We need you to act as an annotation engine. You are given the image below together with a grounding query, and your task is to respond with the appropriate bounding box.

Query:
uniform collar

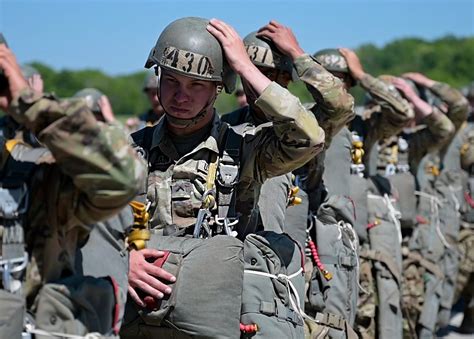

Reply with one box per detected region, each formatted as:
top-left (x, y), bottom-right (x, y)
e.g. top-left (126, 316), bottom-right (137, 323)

top-left (150, 112), bottom-right (222, 162)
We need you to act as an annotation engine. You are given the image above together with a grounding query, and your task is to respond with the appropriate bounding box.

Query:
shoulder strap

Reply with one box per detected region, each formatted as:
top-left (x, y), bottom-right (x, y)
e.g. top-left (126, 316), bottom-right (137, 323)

top-left (216, 122), bottom-right (242, 220)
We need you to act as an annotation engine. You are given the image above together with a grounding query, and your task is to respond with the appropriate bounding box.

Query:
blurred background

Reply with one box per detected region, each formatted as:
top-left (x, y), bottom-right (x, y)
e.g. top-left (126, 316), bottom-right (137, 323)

top-left (1, 0), bottom-right (472, 120)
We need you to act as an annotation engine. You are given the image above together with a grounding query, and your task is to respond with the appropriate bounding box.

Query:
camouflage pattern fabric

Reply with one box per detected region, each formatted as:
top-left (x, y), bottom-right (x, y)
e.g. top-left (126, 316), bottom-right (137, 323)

top-left (294, 54), bottom-right (354, 147)
top-left (131, 81), bottom-right (325, 237)
top-left (357, 73), bottom-right (414, 169)
top-left (1, 88), bottom-right (145, 337)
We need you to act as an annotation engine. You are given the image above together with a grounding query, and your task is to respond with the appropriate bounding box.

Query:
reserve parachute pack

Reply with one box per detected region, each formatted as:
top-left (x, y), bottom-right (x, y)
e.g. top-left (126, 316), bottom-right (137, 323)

top-left (305, 195), bottom-right (359, 339)
top-left (356, 176), bottom-right (404, 339)
top-left (240, 231), bottom-right (305, 338)
top-left (128, 123), bottom-right (308, 338)
top-left (121, 234), bottom-right (244, 339)
top-left (406, 167), bottom-right (464, 337)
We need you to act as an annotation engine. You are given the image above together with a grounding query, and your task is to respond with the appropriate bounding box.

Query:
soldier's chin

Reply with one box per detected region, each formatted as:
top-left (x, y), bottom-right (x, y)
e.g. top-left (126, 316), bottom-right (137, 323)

top-left (165, 113), bottom-right (198, 129)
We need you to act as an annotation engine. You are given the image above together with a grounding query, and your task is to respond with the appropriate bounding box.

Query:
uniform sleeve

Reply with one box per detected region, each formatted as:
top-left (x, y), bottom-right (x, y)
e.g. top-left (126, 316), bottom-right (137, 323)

top-left (429, 81), bottom-right (469, 132)
top-left (239, 82), bottom-right (325, 183)
top-left (293, 54), bottom-right (355, 146)
top-left (359, 74), bottom-right (415, 161)
top-left (360, 74), bottom-right (415, 135)
top-left (409, 107), bottom-right (455, 174)
top-left (8, 88), bottom-right (146, 225)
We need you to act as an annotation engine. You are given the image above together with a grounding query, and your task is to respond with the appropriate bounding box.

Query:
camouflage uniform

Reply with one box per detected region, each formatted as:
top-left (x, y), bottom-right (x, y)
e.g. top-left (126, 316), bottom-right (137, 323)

top-left (0, 88), bottom-right (145, 338)
top-left (132, 81), bottom-right (325, 237)
top-left (405, 81), bottom-right (468, 337)
top-left (223, 53), bottom-right (354, 241)
top-left (343, 75), bottom-right (413, 339)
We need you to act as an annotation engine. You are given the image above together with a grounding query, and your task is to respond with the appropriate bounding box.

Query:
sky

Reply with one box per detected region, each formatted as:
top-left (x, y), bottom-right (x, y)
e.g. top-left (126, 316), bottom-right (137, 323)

top-left (0, 0), bottom-right (473, 76)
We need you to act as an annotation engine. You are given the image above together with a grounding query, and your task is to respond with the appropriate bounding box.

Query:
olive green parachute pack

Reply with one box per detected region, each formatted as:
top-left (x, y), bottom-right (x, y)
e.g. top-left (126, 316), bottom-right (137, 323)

top-left (120, 231), bottom-right (306, 339)
top-left (406, 167), bottom-right (465, 337)
top-left (305, 195), bottom-right (359, 339)
top-left (353, 177), bottom-right (404, 339)
top-left (120, 235), bottom-right (245, 339)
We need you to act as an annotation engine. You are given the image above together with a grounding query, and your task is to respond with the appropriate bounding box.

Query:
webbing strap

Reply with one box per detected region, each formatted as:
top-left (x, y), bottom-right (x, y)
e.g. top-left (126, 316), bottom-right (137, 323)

top-left (216, 124), bottom-right (241, 219)
top-left (318, 254), bottom-right (357, 267)
top-left (359, 248), bottom-right (402, 286)
top-left (244, 268), bottom-right (304, 324)
top-left (314, 312), bottom-right (359, 339)
top-left (401, 247), bottom-right (444, 280)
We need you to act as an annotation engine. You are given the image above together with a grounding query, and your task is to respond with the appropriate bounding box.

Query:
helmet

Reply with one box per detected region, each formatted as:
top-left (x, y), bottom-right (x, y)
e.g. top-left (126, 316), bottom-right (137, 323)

top-left (243, 32), bottom-right (293, 74)
top-left (21, 64), bottom-right (41, 80)
top-left (144, 17), bottom-right (236, 93)
top-left (73, 88), bottom-right (103, 113)
top-left (143, 71), bottom-right (158, 91)
top-left (313, 49), bottom-right (349, 74)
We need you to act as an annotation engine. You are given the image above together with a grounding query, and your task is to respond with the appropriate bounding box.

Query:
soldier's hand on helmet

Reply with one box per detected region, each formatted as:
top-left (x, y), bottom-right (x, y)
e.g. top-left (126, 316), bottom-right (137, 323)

top-left (207, 18), bottom-right (270, 95)
top-left (256, 20), bottom-right (304, 60)
top-left (338, 48), bottom-right (365, 81)
top-left (392, 77), bottom-right (419, 100)
top-left (98, 95), bottom-right (116, 123)
top-left (28, 73), bottom-right (43, 93)
top-left (128, 248), bottom-right (176, 307)
top-left (0, 44), bottom-right (28, 111)
top-left (402, 72), bottom-right (436, 88)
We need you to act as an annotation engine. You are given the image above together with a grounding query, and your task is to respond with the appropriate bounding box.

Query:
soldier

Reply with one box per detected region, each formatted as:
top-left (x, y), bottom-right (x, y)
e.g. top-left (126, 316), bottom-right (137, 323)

top-left (222, 21), bottom-right (354, 242)
top-left (21, 64), bottom-right (43, 93)
top-left (73, 87), bottom-right (135, 331)
top-left (454, 82), bottom-right (474, 334)
top-left (403, 72), bottom-right (470, 335)
top-left (73, 87), bottom-right (116, 123)
top-left (0, 43), bottom-right (145, 338)
top-left (234, 84), bottom-right (248, 108)
top-left (314, 48), bottom-right (415, 339)
top-left (120, 17), bottom-right (325, 338)
top-left (138, 71), bottom-right (164, 126)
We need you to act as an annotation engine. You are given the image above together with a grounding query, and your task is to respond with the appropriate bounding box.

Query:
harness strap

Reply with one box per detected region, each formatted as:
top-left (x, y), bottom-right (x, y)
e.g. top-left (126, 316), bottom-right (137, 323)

top-left (401, 247), bottom-right (444, 280)
top-left (359, 248), bottom-right (402, 286)
top-left (216, 124), bottom-right (241, 220)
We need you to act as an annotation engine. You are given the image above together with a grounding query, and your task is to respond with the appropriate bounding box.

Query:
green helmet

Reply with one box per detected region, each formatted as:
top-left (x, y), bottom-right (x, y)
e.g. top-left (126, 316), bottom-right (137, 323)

top-left (313, 48), bottom-right (349, 74)
top-left (243, 32), bottom-right (293, 74)
top-left (143, 71), bottom-right (158, 91)
top-left (21, 64), bottom-right (41, 80)
top-left (73, 88), bottom-right (103, 113)
top-left (144, 17), bottom-right (236, 93)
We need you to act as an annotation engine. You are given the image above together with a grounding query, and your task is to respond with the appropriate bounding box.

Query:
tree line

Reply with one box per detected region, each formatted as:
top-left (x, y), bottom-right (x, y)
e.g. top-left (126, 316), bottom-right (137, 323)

top-left (27, 35), bottom-right (473, 117)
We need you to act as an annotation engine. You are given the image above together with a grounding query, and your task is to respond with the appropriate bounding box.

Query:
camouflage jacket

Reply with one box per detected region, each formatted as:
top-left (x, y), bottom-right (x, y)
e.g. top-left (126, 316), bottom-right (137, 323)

top-left (1, 88), bottom-right (145, 300)
top-left (431, 81), bottom-right (470, 167)
top-left (369, 107), bottom-right (454, 177)
top-left (356, 74), bottom-right (415, 172)
top-left (222, 54), bottom-right (354, 229)
top-left (409, 81), bottom-right (468, 179)
top-left (293, 54), bottom-right (355, 147)
top-left (131, 82), bottom-right (325, 238)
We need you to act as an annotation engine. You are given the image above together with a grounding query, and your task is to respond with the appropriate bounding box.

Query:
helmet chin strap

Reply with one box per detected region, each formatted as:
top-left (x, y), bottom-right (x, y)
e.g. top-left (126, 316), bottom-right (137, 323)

top-left (158, 78), bottom-right (221, 128)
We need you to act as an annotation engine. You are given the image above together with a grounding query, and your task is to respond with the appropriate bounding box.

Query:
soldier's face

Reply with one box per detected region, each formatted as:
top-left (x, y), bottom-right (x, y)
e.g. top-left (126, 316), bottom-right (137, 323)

top-left (145, 88), bottom-right (164, 116)
top-left (160, 69), bottom-right (216, 119)
top-left (332, 72), bottom-right (352, 91)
